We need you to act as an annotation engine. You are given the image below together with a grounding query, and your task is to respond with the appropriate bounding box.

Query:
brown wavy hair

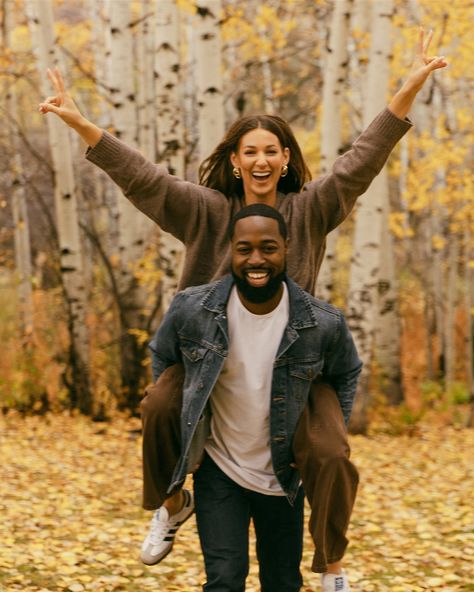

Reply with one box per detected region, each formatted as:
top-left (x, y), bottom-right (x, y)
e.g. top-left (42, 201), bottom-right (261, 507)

top-left (198, 114), bottom-right (312, 197)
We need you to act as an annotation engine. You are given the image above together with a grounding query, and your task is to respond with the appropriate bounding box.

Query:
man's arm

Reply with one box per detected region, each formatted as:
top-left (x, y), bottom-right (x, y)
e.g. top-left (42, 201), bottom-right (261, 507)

top-left (321, 314), bottom-right (362, 424)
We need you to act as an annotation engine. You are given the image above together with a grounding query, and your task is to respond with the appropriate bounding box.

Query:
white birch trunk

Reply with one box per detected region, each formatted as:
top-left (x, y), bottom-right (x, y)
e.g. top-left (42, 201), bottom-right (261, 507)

top-left (26, 0), bottom-right (91, 412)
top-left (85, 0), bottom-right (119, 259)
top-left (183, 14), bottom-right (200, 181)
top-left (194, 0), bottom-right (225, 160)
top-left (106, 0), bottom-right (156, 406)
top-left (258, 21), bottom-right (274, 114)
top-left (5, 6), bottom-right (34, 337)
top-left (347, 0), bottom-right (394, 433)
top-left (316, 0), bottom-right (351, 301)
top-left (155, 0), bottom-right (185, 310)
top-left (465, 224), bottom-right (474, 427)
top-left (108, 0), bottom-right (150, 277)
top-left (376, 188), bottom-right (403, 404)
top-left (137, 0), bottom-right (157, 161)
top-left (444, 237), bottom-right (459, 393)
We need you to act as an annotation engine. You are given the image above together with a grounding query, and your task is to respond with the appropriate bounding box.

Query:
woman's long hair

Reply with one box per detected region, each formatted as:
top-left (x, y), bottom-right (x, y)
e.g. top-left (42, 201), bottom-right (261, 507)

top-left (198, 114), bottom-right (312, 197)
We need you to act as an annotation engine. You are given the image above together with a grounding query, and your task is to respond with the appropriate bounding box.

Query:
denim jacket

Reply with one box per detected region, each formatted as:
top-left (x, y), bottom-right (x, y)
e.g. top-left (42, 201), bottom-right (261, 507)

top-left (149, 275), bottom-right (362, 503)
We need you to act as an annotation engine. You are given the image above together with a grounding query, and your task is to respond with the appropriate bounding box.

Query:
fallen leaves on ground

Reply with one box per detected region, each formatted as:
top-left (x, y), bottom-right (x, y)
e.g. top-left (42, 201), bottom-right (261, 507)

top-left (0, 413), bottom-right (472, 591)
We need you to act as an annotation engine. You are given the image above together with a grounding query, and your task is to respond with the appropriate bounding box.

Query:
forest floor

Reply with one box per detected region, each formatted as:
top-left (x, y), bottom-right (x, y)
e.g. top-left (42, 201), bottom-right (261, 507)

top-left (0, 413), bottom-right (473, 592)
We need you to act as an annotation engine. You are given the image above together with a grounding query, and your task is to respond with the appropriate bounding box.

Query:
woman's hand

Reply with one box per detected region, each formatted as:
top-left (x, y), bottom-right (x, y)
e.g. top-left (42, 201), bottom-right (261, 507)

top-left (39, 68), bottom-right (84, 126)
top-left (402, 28), bottom-right (448, 93)
top-left (388, 28), bottom-right (448, 119)
top-left (39, 68), bottom-right (103, 147)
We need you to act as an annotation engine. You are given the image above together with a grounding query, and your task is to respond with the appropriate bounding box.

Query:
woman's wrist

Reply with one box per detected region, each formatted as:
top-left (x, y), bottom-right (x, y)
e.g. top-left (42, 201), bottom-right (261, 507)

top-left (72, 117), bottom-right (103, 148)
top-left (388, 86), bottom-right (418, 119)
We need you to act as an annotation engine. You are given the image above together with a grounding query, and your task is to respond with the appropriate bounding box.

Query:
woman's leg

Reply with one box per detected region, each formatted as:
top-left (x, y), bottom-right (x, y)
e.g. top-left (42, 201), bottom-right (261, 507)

top-left (140, 363), bottom-right (185, 510)
top-left (292, 381), bottom-right (359, 573)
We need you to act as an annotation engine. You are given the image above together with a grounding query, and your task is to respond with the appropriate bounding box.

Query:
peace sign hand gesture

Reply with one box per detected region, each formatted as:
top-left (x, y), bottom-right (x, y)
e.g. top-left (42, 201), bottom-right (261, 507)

top-left (388, 27), bottom-right (448, 119)
top-left (38, 68), bottom-right (102, 147)
top-left (39, 68), bottom-right (84, 126)
top-left (404, 28), bottom-right (448, 93)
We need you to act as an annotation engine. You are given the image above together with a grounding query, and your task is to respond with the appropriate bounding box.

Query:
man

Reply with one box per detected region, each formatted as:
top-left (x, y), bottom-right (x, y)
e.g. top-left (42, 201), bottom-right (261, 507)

top-left (145, 204), bottom-right (362, 591)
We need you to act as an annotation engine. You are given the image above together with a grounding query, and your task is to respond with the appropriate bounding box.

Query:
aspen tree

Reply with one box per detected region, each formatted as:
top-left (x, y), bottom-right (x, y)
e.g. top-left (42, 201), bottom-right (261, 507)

top-left (5, 7), bottom-right (34, 338)
top-left (107, 0), bottom-right (155, 406)
top-left (445, 236), bottom-right (459, 393)
top-left (194, 0), bottom-right (225, 160)
top-left (347, 0), bottom-right (395, 433)
top-left (466, 223), bottom-right (474, 427)
top-left (155, 0), bottom-right (185, 310)
top-left (137, 0), bottom-right (156, 161)
top-left (85, 0), bottom-right (119, 258)
top-left (316, 0), bottom-right (351, 301)
top-left (25, 0), bottom-right (91, 413)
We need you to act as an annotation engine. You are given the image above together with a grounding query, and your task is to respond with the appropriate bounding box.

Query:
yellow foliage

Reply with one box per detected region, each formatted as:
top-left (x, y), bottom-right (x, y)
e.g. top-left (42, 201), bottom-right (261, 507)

top-left (222, 3), bottom-right (296, 61)
top-left (127, 327), bottom-right (149, 347)
top-left (432, 234), bottom-right (446, 251)
top-left (389, 212), bottom-right (414, 239)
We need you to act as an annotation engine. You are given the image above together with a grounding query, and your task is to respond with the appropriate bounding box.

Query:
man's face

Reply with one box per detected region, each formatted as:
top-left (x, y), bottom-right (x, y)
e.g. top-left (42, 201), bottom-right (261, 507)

top-left (231, 215), bottom-right (287, 303)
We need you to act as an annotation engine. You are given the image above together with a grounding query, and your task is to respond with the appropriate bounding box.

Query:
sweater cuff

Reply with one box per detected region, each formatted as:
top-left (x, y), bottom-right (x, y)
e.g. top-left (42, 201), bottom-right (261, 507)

top-left (369, 107), bottom-right (413, 138)
top-left (85, 130), bottom-right (131, 166)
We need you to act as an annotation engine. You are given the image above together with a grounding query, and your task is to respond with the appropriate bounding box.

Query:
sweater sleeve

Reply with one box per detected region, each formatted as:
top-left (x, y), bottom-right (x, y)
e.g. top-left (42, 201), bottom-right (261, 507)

top-left (85, 131), bottom-right (223, 244)
top-left (305, 107), bottom-right (412, 233)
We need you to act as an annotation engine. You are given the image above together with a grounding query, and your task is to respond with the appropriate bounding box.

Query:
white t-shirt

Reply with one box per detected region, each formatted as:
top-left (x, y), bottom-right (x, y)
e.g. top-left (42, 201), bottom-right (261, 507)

top-left (205, 283), bottom-right (289, 495)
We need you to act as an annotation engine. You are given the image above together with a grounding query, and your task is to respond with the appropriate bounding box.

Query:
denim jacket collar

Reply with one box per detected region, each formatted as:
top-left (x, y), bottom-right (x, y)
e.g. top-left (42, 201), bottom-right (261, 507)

top-left (200, 274), bottom-right (319, 331)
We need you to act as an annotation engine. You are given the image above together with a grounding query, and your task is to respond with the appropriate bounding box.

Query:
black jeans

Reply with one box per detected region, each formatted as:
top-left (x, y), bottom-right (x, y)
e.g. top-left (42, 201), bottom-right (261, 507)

top-left (193, 454), bottom-right (304, 592)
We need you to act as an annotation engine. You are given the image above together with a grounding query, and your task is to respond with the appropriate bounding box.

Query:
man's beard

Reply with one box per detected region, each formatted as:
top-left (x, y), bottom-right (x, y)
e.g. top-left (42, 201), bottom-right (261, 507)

top-left (231, 269), bottom-right (286, 304)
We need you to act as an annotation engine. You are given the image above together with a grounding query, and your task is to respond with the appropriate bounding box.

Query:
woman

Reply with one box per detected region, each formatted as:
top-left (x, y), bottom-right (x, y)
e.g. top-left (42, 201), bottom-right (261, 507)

top-left (40, 29), bottom-right (446, 592)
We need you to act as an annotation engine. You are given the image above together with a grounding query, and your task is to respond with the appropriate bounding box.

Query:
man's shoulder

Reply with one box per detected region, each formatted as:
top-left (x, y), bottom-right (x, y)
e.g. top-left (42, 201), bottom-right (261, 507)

top-left (171, 276), bottom-right (230, 308)
top-left (287, 278), bottom-right (344, 321)
top-left (173, 281), bottom-right (217, 303)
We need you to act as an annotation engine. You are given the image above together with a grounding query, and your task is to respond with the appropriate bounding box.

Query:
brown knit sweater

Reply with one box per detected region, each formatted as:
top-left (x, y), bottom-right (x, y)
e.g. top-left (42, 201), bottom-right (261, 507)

top-left (86, 108), bottom-right (411, 294)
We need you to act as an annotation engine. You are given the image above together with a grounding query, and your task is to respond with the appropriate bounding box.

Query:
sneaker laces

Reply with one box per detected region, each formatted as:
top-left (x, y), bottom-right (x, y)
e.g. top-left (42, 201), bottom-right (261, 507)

top-left (148, 509), bottom-right (171, 545)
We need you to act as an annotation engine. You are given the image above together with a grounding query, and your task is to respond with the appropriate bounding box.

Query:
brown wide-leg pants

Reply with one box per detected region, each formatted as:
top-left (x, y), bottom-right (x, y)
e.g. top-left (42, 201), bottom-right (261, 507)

top-left (140, 364), bottom-right (359, 573)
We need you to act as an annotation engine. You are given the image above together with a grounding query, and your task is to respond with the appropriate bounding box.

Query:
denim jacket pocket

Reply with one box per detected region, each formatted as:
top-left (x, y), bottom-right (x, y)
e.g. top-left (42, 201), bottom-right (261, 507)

top-left (180, 340), bottom-right (209, 363)
top-left (288, 360), bottom-right (322, 402)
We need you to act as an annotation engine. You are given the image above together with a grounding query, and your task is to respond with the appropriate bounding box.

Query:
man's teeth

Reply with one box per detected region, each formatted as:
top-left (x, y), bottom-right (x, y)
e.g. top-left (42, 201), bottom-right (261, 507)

top-left (247, 271), bottom-right (268, 279)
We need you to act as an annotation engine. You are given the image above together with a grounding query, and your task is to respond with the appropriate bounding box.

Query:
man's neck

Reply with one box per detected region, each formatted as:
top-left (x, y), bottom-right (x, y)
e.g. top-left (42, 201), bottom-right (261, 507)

top-left (236, 284), bottom-right (284, 315)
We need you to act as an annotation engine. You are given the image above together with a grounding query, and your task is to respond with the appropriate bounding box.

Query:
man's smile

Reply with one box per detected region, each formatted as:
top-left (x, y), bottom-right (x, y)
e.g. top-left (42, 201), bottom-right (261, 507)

top-left (244, 269), bottom-right (271, 287)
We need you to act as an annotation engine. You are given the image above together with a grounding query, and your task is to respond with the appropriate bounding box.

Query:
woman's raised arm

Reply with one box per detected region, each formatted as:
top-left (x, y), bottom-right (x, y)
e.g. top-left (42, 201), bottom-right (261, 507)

top-left (39, 68), bottom-right (103, 147)
top-left (388, 28), bottom-right (448, 120)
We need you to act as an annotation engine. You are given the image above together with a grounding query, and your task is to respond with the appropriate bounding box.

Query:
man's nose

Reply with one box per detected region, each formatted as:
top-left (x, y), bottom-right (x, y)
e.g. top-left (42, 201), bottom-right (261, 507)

top-left (248, 249), bottom-right (265, 265)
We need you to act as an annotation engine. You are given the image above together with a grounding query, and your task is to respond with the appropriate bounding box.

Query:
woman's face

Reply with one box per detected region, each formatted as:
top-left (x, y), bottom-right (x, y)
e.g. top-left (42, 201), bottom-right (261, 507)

top-left (230, 128), bottom-right (289, 206)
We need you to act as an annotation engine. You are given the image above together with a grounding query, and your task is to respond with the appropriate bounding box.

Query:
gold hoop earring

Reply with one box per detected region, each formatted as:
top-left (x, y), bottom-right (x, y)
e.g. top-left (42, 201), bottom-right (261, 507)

top-left (280, 164), bottom-right (289, 178)
top-left (233, 167), bottom-right (241, 179)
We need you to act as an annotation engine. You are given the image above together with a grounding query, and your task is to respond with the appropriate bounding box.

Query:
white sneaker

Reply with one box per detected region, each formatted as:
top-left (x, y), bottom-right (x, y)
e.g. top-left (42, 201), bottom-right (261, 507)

top-left (140, 489), bottom-right (194, 565)
top-left (320, 570), bottom-right (351, 592)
